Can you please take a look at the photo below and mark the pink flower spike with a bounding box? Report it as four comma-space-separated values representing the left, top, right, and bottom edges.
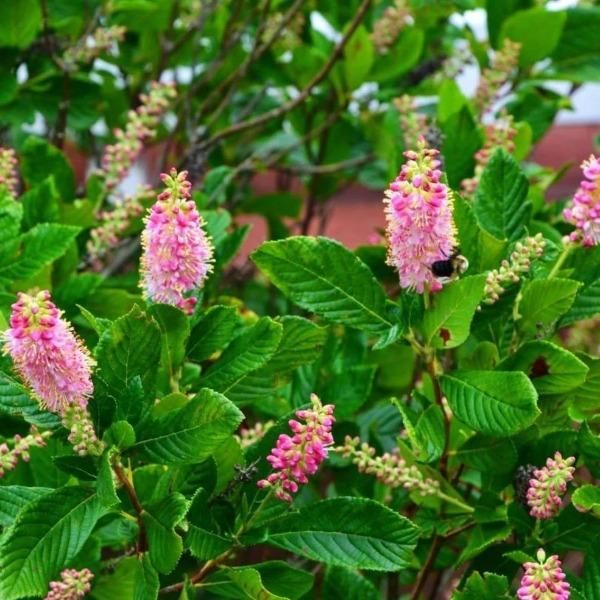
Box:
518, 549, 570, 600
257, 394, 335, 502
140, 168, 214, 313
563, 155, 600, 246
526, 452, 576, 520
384, 137, 458, 293
3, 291, 95, 415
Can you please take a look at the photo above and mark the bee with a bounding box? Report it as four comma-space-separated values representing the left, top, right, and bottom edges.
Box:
430, 248, 469, 282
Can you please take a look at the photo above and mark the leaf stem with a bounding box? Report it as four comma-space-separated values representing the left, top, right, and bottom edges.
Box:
410, 535, 442, 600
113, 462, 148, 553
436, 491, 474, 513
547, 243, 573, 280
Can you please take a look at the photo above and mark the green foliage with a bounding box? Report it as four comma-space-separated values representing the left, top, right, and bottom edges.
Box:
0, 1, 597, 596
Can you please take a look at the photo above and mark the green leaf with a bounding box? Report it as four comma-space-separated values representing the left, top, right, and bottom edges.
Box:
201, 317, 283, 393
0, 0, 41, 48
97, 449, 120, 507
133, 388, 243, 465
134, 554, 159, 600
474, 149, 530, 242
497, 340, 588, 395
0, 371, 60, 428
241, 193, 303, 219
0, 487, 105, 599
142, 493, 189, 573
438, 80, 467, 123
499, 8, 566, 67
517, 278, 581, 334
266, 497, 419, 570
457, 523, 512, 563
552, 7, 600, 64
93, 306, 161, 425
186, 489, 232, 560
441, 107, 483, 188
0, 196, 23, 245
248, 562, 314, 600
440, 371, 540, 436
323, 566, 380, 600
322, 365, 375, 419
188, 305, 240, 362
0, 224, 81, 281
343, 25, 374, 90
572, 485, 600, 518
422, 275, 486, 348
455, 436, 517, 473
584, 552, 600, 599
92, 556, 156, 600
252, 236, 393, 334
560, 278, 600, 326
370, 27, 424, 82
148, 304, 190, 387
21, 177, 60, 229
206, 566, 288, 600
453, 571, 510, 599
0, 486, 52, 527
19, 137, 75, 200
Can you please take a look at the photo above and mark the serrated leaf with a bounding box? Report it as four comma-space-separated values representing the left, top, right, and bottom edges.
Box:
266, 497, 419, 570
572, 485, 600, 517
455, 436, 517, 473
0, 196, 22, 246
133, 388, 243, 465
249, 562, 314, 600
92, 306, 161, 427
186, 488, 232, 560
201, 317, 283, 393
206, 566, 287, 600
142, 493, 189, 573
97, 449, 120, 507
517, 278, 581, 333
422, 276, 486, 348
21, 176, 60, 229
0, 371, 60, 428
584, 551, 600, 599
188, 305, 240, 362
0, 486, 51, 527
440, 371, 540, 436
321, 365, 375, 419
0, 487, 105, 599
323, 566, 379, 600
134, 554, 159, 600
497, 340, 588, 395
0, 224, 81, 281
457, 523, 512, 563
452, 571, 510, 599
474, 149, 530, 241
252, 236, 393, 334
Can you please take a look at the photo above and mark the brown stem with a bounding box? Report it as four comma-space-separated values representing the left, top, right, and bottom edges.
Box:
52, 72, 71, 149
427, 359, 450, 478
410, 536, 442, 600
198, 0, 372, 151
387, 572, 399, 600
113, 463, 148, 553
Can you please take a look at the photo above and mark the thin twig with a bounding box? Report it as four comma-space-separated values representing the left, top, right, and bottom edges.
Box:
197, 0, 372, 151
410, 536, 442, 600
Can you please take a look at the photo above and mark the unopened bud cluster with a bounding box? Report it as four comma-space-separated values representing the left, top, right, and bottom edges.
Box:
257, 394, 335, 502
371, 0, 411, 54
62, 405, 104, 457
474, 39, 521, 114
45, 568, 94, 600
337, 436, 440, 496
393, 95, 428, 150
527, 452, 575, 520
237, 420, 275, 449
87, 186, 152, 269
518, 549, 570, 600
262, 12, 305, 51
482, 234, 546, 304
0, 428, 50, 477
100, 82, 176, 189
64, 25, 126, 65
462, 116, 516, 196
0, 147, 19, 198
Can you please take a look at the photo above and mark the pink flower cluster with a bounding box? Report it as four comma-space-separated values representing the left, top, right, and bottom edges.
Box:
384, 138, 457, 293
258, 394, 335, 502
527, 452, 576, 520
0, 428, 49, 477
140, 169, 213, 314
100, 81, 176, 189
87, 185, 152, 269
563, 155, 600, 246
518, 549, 570, 600
0, 146, 18, 198
3, 291, 95, 415
45, 568, 94, 600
